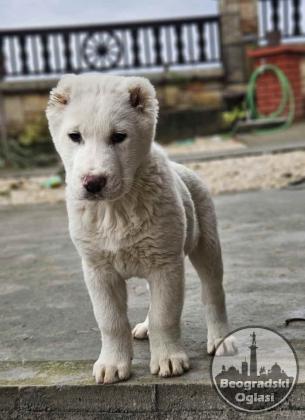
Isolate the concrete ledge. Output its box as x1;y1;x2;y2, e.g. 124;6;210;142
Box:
1;383;305;419
1;358;305;419
0;78;59;94
0;68;224;94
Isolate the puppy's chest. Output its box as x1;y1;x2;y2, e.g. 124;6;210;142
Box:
74;215;143;253
70;204;166;276
78;228;164;278
114;241;166;278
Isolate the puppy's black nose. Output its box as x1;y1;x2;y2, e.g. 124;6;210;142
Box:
83;175;107;194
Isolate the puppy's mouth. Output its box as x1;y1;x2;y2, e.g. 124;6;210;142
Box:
83;192;105;201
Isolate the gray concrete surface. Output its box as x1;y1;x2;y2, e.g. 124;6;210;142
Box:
0;188;305;418
237;122;305;148
169;123;305;164
172;122;305;164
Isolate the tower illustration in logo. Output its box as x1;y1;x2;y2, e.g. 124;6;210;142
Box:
249;332;257;377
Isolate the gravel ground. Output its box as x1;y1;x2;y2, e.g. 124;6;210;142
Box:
0;176;65;206
0;150;304;206
187;150;305;195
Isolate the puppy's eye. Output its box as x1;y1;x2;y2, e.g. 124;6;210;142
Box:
111;132;127;144
68;132;82;143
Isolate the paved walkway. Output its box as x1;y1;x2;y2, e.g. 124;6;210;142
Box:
172;122;305;163
237;122;305;149
0;189;305;418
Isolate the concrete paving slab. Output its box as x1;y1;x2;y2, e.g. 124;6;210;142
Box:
0;189;305;418
236;122;305;149
170;122;305;164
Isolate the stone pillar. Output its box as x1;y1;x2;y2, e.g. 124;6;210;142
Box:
219;0;259;83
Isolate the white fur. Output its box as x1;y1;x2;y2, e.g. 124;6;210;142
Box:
46;73;236;384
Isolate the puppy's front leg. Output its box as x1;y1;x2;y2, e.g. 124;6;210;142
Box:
148;260;190;377
82;259;132;384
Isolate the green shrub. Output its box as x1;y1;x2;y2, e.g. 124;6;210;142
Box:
18;116;50;146
222;106;247;129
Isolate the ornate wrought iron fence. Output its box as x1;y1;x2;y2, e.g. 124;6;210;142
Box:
258;0;305;41
0;16;221;79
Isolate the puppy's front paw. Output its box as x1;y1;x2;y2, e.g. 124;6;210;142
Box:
207;335;237;356
132;321;149;340
150;347;190;377
93;357;131;384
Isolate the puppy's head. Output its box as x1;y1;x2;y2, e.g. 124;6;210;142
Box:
46;73;158;201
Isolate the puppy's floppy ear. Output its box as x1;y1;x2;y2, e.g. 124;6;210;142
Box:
48;88;69;107
46;74;76;116
127;77;158;116
129;86;144;110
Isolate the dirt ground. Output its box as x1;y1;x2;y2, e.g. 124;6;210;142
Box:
0;148;304;205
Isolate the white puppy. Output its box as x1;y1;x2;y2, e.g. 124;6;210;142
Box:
46;73;236;384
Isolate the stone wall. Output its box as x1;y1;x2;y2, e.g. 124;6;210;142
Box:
0;68;231;143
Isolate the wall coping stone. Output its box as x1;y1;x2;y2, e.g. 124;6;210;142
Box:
0;68;224;94
248;44;305;59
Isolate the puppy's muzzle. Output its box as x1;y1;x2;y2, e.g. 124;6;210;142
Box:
83;175;107;194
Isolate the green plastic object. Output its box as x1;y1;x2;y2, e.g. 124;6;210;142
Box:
41;175;62;189
175;138;195;146
245;64;295;133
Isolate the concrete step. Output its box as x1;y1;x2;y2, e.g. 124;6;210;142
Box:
235;117;288;132
1;357;305;419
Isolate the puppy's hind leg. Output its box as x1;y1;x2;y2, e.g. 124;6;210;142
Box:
132;310;149;339
132;282;150;340
189;194;237;356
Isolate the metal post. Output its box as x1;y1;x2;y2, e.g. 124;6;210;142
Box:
0;36;9;162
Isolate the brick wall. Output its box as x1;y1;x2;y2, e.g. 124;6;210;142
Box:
249;46;305;120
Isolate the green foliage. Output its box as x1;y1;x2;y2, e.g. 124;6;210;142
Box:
222;106;247;127
18;116;50;146
0;117;56;169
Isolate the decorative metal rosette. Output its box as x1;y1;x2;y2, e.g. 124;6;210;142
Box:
82;31;122;70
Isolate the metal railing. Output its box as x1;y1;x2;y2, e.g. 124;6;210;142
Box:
258;0;305;41
0;15;221;79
